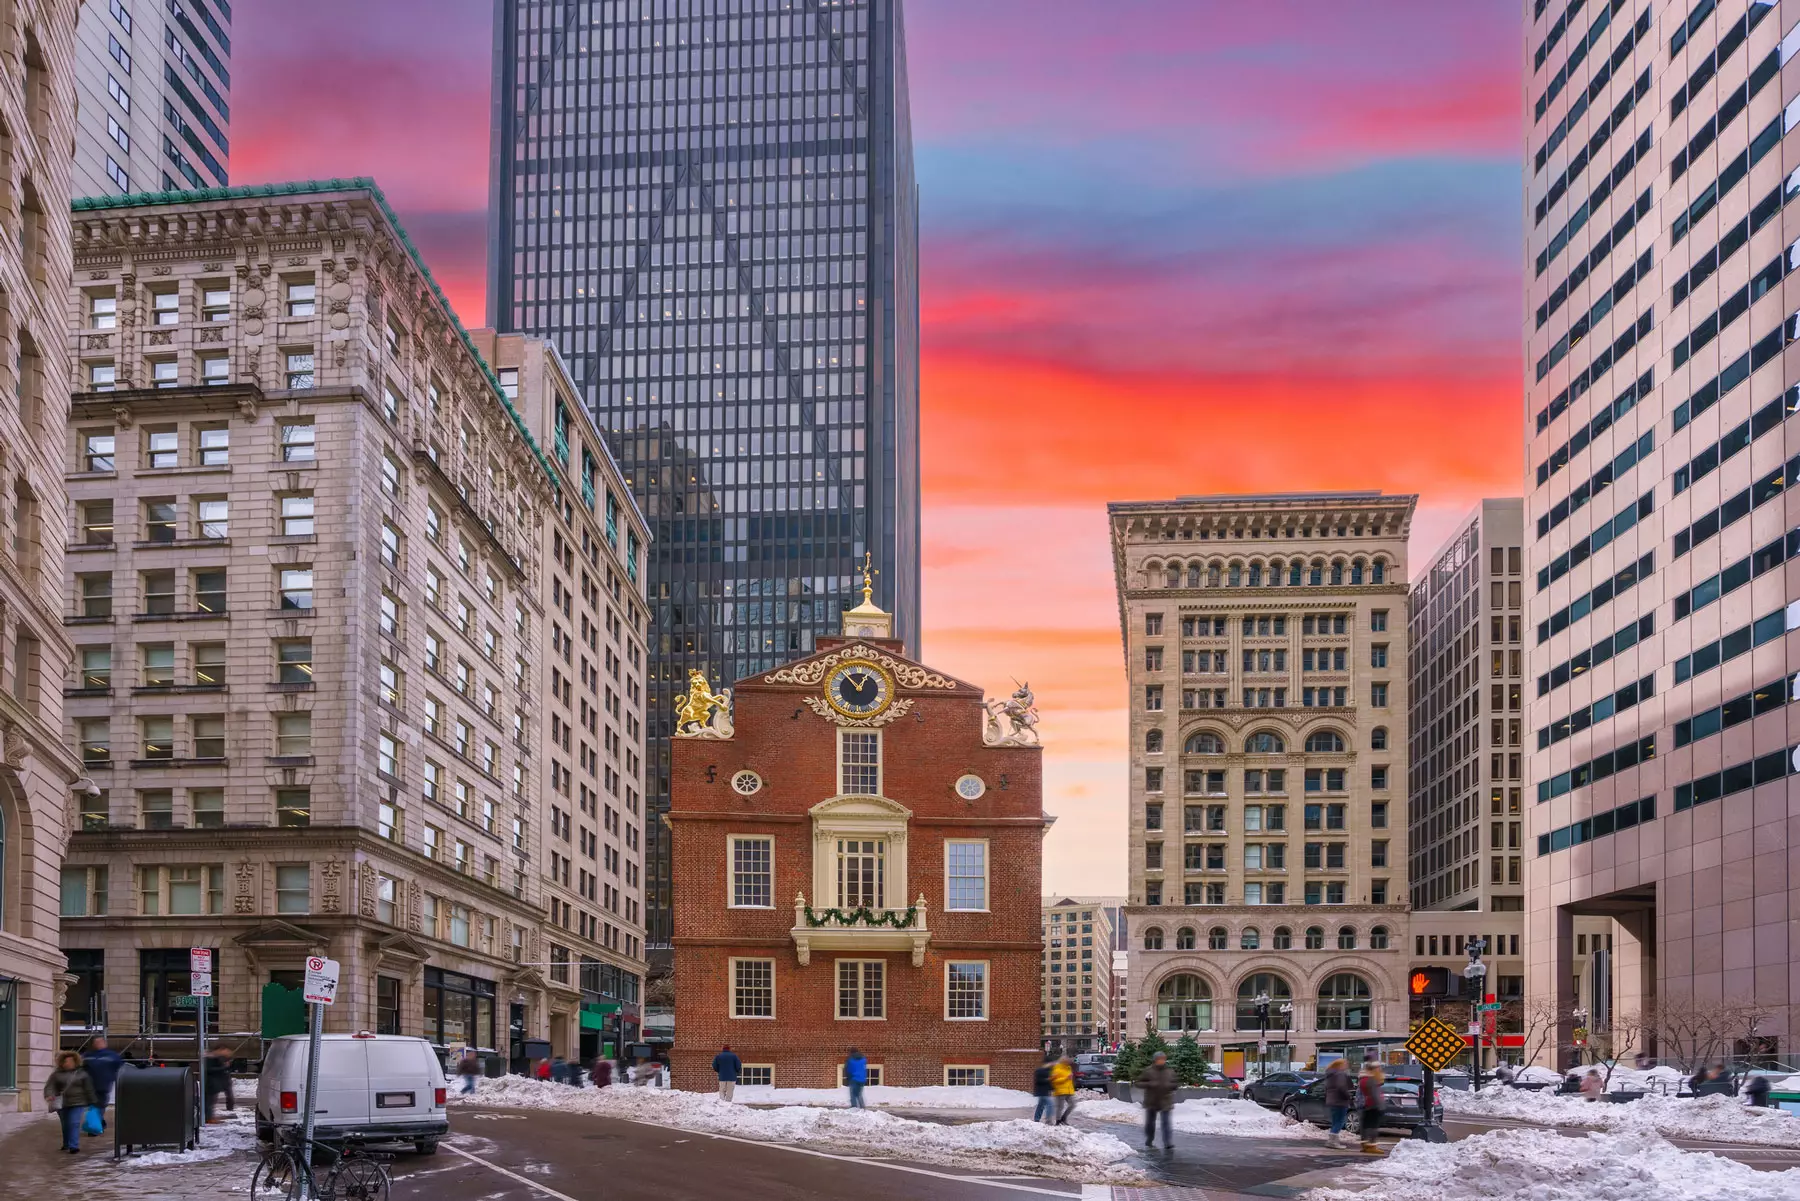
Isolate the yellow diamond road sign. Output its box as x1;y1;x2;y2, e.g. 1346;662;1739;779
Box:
1405;1016;1466;1072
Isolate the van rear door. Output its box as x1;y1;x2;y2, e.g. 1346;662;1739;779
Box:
365;1039;433;1127
311;1039;370;1131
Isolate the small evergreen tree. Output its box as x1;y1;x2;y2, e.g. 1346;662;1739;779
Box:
1169;1032;1210;1086
1112;1038;1141;1086
1134;1028;1172;1082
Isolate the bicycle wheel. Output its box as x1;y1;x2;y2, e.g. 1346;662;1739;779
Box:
251;1148;303;1200
324;1155;390;1201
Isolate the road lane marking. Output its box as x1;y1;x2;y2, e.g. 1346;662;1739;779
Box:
442;1141;581;1201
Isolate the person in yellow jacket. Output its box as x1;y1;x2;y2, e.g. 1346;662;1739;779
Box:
1050;1053;1078;1125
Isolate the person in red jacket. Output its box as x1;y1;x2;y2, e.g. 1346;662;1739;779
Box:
534;1058;552;1081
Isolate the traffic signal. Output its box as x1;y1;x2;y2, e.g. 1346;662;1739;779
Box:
1409;967;1460;998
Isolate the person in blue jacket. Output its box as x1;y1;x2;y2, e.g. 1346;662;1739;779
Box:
82;1036;125;1133
845;1048;869;1108
711;1044;742;1101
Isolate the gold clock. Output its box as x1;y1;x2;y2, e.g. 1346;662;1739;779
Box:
824;661;894;719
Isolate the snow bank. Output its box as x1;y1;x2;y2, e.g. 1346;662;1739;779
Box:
730;1083;1036;1109
119;1107;258;1167
1443;1086;1800;1147
1081;1096;1325;1140
454;1076;1140;1182
1306;1127;1800;1201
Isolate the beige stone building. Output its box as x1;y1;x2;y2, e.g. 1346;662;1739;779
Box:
56;180;645;1071
0;0;80;1112
1110;493;1416;1075
470;330;650;1054
1039;896;1114;1053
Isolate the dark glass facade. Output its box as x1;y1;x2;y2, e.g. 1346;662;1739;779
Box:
488;0;919;949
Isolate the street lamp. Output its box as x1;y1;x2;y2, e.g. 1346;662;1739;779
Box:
1254;991;1271;1081
1278;1001;1293;1069
1571;1005;1590;1070
1464;937;1489;1090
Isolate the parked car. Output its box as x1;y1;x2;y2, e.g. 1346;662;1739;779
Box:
1241;1070;1320;1109
256;1033;449;1154
1200;1069;1239;1092
1074;1053;1116;1090
1280;1076;1442;1135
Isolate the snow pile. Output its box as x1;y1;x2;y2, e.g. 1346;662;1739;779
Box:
1509;1065;1562;1085
1306;1127;1800;1201
1081;1096;1325;1140
118;1107;258;1167
729;1083;1036;1109
455;1076;1140;1181
1442;1086;1800;1147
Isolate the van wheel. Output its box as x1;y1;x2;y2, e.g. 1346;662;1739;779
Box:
415;1140;439;1156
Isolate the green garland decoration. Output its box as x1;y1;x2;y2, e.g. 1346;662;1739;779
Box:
803;904;919;929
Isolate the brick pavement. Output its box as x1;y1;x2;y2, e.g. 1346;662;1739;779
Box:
0;1109;260;1201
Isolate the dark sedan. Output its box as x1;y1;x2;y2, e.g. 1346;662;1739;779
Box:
1242;1070;1320;1109
1280;1076;1443;1135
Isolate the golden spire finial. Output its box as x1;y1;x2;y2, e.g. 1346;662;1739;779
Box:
861;551;877;606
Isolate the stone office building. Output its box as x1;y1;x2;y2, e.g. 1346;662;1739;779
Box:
667;588;1049;1090
1110;492;1417;1074
56;180;644;1068
1039;896;1115;1053
0;0;80;1112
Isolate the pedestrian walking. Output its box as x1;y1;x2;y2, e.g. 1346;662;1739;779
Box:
535;1058;552;1081
458;1048;482;1094
203;1046;235;1123
712;1044;742;1101
845;1047;870;1109
1136;1050;1177;1150
81;1036;124;1133
1579;1068;1604;1102
1321;1058;1354;1148
1030;1053;1056;1124
1356;1060;1386;1154
591;1058;612;1088
45;1051;99;1154
1494;1062;1516;1088
1050;1053;1077;1125
1745;1073;1773;1108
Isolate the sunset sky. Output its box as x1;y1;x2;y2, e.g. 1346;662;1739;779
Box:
236;0;1527;897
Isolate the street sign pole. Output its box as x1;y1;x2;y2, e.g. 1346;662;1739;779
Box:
299;999;322;1201
196;991;206;1142
190;947;213;1141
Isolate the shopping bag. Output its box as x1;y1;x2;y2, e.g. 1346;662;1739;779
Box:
82;1106;103;1136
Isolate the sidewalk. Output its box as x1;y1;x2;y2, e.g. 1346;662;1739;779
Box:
0;1108;259;1201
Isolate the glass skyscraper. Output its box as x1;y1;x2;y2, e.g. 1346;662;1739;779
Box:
487;0;920;949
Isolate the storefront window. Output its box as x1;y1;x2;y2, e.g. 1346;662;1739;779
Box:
63;951;106;1030
423;967;495;1051
141;948;219;1035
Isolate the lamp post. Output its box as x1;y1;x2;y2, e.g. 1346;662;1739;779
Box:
1464;938;1489;1090
1254;991;1271;1081
1279;1001;1293;1070
1571;1005;1589;1071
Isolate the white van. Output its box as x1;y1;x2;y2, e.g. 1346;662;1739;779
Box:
255;1033;449;1153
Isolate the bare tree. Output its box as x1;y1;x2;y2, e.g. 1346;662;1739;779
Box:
1512;994;1570;1070
1591;1007;1647;1090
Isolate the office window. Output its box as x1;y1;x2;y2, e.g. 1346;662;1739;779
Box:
276;640;313;685
286;281;317;317
285;354;316;390
201;354;229;385
276;788;311;827
88;362;117;392
946;961;988;1020
732;958;775;1018
192;569;226;614
945;840;988;911
150;288;179;326
730;836;773;907
192;716;225;759
139;789;174;830
78;573;113;618
77;718;111;765
279;568;314;610
279;494;316;536
89;293;118;329
140;643;174;687
276;865;310;914
837;960;885;1020
150;359;178;388
79;646;112;690
196;498;228;539
201;287;231;322
275;712;312;757
140;716;173;760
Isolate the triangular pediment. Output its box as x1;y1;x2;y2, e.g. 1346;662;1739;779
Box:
749;641;980;695
508;964;550;992
809;793;913;820
368;932;431;965
235;920;328;949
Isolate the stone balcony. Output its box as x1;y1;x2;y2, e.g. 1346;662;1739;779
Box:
790;891;931;967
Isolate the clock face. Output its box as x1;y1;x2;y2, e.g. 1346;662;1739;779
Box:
826;662;893;718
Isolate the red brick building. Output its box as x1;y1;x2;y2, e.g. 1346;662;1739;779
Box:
668;590;1048;1090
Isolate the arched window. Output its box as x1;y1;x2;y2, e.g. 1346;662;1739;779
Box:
1337;926;1357;950
1245;731;1285;754
1248;563;1263;586
1305;730;1346;753
1316;973;1373;1031
1268;560;1283;586
1234;973;1292;1031
1330;561;1344;586
1146;729;1164;754
1289;561;1303;586
1208;565;1222;587
1350;559;1365;585
1187;564;1201;588
1239;927;1260;950
1304;926;1325;950
1309;561;1323;586
1176;926;1197;950
1272;926;1292;950
1143;926;1165;951
1228;563;1242;587
1370;925;1390;950
1372;560;1387;584
1157;974;1213;1033
1370;726;1387;751
1185;731;1225;754
1205;926;1226;950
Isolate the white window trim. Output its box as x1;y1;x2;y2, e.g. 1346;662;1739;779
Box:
943;1064;989;1086
834;958;887;1021
739;1064;774;1087
943;838;990;912
836;727;882;796
807;794;912;913
727;833;774;909
729;956;776;1020
944;959;989;1022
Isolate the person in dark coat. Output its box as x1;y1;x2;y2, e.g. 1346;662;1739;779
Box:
1322;1058;1355;1147
1357;1061;1386;1153
44;1052;99;1154
82;1036;125;1132
457;1048;482;1094
1136;1051;1178;1150
712;1044;743;1101
1745;1074;1774;1107
203;1046;235;1122
1031;1053;1056;1124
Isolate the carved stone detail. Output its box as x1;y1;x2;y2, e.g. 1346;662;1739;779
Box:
762;643;960;690
359;862;378;918
320;860;344;914
803;695;914;727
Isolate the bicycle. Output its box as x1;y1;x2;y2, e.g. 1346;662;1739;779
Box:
250;1127;391;1201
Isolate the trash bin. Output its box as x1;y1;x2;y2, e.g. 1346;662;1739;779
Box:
113;1064;197;1158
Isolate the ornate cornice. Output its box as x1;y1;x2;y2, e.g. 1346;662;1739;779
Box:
761;643;964;691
